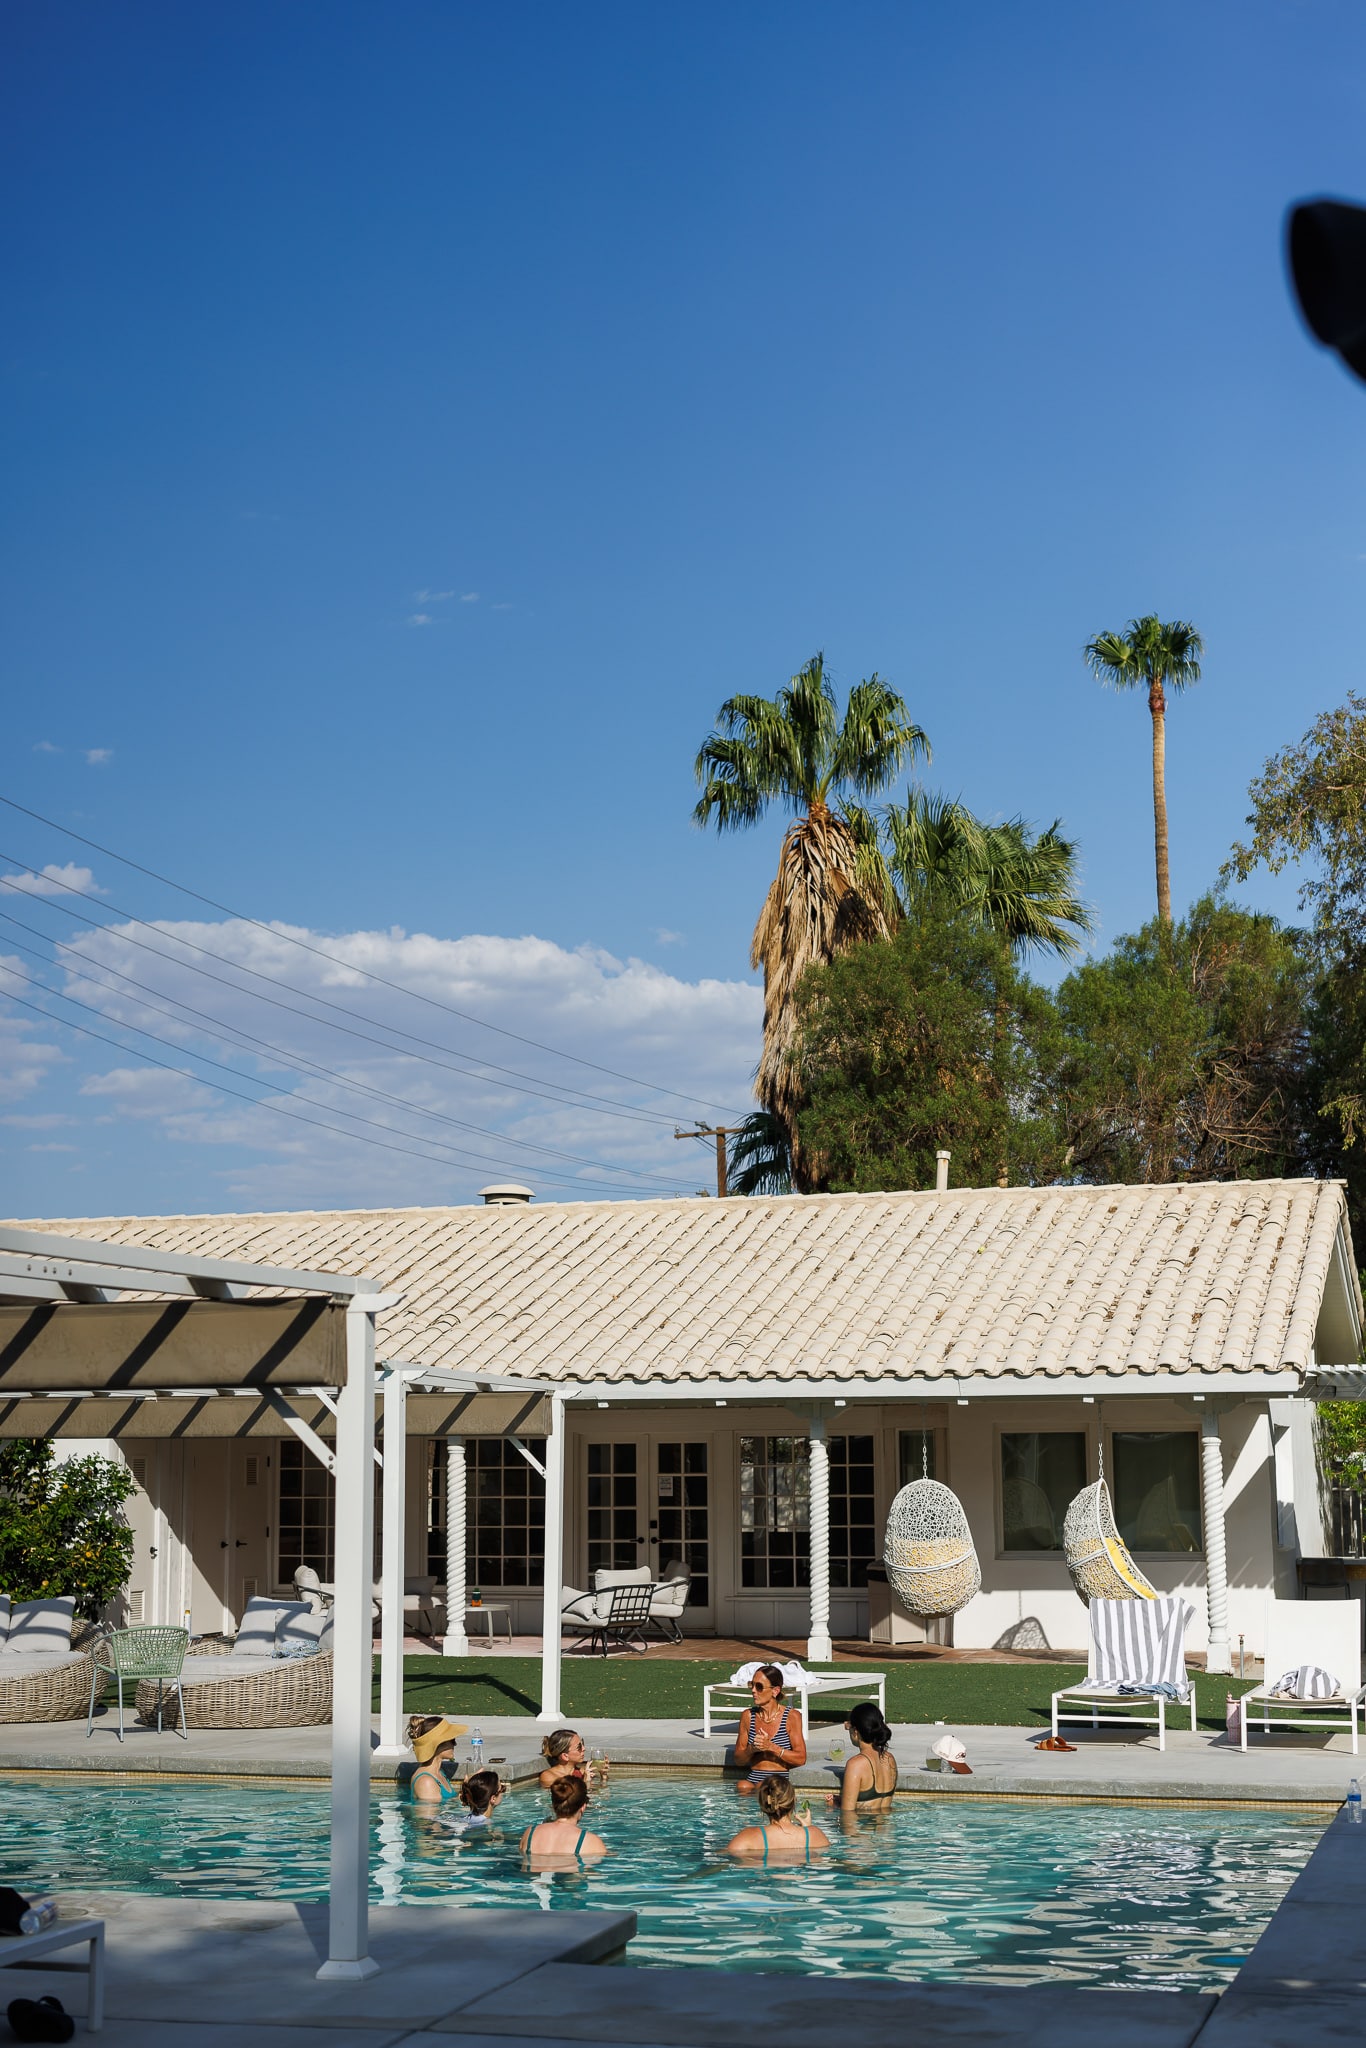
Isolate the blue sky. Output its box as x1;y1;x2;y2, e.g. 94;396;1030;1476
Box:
4;1;1366;1216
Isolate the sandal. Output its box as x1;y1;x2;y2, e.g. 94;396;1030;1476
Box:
7;1995;75;2043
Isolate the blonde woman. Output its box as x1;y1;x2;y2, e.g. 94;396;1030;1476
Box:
538;1727;589;1789
726;1773;830;1863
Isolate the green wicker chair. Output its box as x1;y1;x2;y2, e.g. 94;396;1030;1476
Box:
86;1625;190;1741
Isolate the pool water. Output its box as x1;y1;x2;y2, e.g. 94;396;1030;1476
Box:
0;1777;1322;1992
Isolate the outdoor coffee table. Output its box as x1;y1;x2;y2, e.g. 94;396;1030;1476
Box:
0;1916;104;2032
465;1603;513;1642
703;1668;887;1739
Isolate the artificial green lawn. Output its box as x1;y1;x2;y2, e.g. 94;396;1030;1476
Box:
380;1655;1260;1731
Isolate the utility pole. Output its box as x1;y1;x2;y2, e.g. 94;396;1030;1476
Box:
674;1123;736;1198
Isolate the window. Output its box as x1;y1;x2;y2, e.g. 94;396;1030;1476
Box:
470;1439;546;1587
830;1434;876;1589
277;1438;335;1581
1112;1432;1202;1553
740;1435;875;1590
656;1441;710;1606
587;1442;641;1576
999;1432;1086;1552
740;1436;808;1588
898;1430;939;1488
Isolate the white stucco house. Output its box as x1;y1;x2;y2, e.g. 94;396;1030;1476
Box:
4;1175;1362;1674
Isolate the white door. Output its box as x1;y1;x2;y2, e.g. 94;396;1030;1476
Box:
186;1443;232;1634
582;1435;713;1630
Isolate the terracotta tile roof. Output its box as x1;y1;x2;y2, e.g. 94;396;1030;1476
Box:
8;1179;1359;1387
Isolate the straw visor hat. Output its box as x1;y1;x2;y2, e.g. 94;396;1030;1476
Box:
411;1717;467;1764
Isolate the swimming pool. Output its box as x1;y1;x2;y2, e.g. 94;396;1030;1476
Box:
0;1777;1322;1992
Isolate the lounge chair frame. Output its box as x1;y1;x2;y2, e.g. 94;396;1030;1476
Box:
1238;1599;1364;1754
703;1668;887;1739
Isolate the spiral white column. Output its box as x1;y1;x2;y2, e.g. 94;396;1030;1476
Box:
441;1437;469;1657
1201;1409;1231;1675
807;1415;833;1664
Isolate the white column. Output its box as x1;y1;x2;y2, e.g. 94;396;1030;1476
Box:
807;1414;833;1664
537;1393;566;1723
441;1437;469;1656
1201;1409;1231;1676
319;1299;381;1982
375;1366;407;1758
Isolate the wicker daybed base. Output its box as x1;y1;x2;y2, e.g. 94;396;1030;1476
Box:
0;1652;93;1725
137;1643;333;1729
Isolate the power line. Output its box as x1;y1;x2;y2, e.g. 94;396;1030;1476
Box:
0;968;690;1197
0;855;689;1130
0;792;746;1117
0;911;702;1191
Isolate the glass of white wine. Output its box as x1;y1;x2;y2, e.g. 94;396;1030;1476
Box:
828;1737;845;1763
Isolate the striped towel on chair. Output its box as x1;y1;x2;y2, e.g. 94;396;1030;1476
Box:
1271;1665;1341;1700
1086;1595;1194;1699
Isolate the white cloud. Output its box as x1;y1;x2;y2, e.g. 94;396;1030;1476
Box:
0;862;101;898
28;1141;76;1153
407;613;433;627
84;748;113;766
33;740;60;754
414;589;456;603
492;602;513;611
0;1007;65;1103
52;916;761;1208
654;928;685;946
460;592;479;603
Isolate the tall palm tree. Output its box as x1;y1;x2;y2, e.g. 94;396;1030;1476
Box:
1085;616;1203;925
694;653;929;1187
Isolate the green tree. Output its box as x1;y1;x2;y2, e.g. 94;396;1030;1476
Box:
1053;895;1312;1184
884;792;1091;961
0;1440;136;1619
694;653;929;1188
795;906;1065;1193
1226;691;1366;952
1085;616;1203;925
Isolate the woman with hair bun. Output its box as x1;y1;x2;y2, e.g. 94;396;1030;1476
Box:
519;1771;607;1862
727;1772;830;1861
827;1700;897;1812
537;1727;591;1788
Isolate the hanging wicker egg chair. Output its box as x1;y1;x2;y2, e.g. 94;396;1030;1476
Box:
1062;1476;1158;1603
883;1478;981;1617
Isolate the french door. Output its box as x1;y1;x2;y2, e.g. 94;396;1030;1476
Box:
583;1437;712;1625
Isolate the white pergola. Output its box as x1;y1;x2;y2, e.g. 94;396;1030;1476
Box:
0;1225;391;1982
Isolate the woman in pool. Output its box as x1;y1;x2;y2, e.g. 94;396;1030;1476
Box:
727;1773;829;1861
733;1665;806;1793
520;1773;607;1862
406;1714;467;1804
826;1700;897;1812
445;1768;506;1839
538;1728;590;1788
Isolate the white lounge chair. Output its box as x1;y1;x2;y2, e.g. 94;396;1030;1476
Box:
703;1664;887;1739
1051;1594;1196;1752
1239;1598;1364;1754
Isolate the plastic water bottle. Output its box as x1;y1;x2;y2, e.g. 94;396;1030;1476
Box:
471;1728;484;1771
19;1898;57;1934
1348;1777;1363;1824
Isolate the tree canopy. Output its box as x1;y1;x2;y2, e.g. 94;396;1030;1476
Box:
0;1440;136;1618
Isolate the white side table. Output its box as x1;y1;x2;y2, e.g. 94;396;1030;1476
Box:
465;1603;513;1643
0;1916;105;2031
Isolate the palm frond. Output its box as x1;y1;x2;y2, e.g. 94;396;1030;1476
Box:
1085;617;1203;695
727;1110;792;1196
832;675;931;795
885;791;1090;959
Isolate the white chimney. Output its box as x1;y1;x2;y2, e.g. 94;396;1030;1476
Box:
935;1149;950;1193
479;1183;534;1206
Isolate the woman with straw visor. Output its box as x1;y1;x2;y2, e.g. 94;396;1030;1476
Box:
405;1714;468;1804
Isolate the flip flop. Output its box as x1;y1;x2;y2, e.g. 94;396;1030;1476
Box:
7;1995;75;2043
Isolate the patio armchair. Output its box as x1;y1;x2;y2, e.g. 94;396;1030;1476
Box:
292;1566;331;1613
86;1624;189;1741
1239;1598;1364;1754
648;1558;691;1643
1050;1594;1196;1752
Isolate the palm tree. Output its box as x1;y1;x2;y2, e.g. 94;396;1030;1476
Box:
726;1109;793;1196
885;791;1091;1184
694;653;929;1188
1085;616;1203;925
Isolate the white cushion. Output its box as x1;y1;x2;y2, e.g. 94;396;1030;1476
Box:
0;1650;85;1676
0;1594;10;1649
593;1567;652;1593
234;1596;312;1657
6;1596;75;1654
650;1583;688;1617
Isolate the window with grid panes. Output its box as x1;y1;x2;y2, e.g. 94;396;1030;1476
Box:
277;1438;335;1581
740;1435;875;1590
469;1438;546;1587
587;1442;641;1575
655;1441;709;1605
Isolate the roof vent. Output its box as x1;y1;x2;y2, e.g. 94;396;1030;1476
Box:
479;1183;534;1206
935;1149;951;1193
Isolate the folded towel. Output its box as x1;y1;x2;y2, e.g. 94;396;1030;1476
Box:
1271;1664;1341;1700
729;1659;809;1688
1117;1681;1188;1702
